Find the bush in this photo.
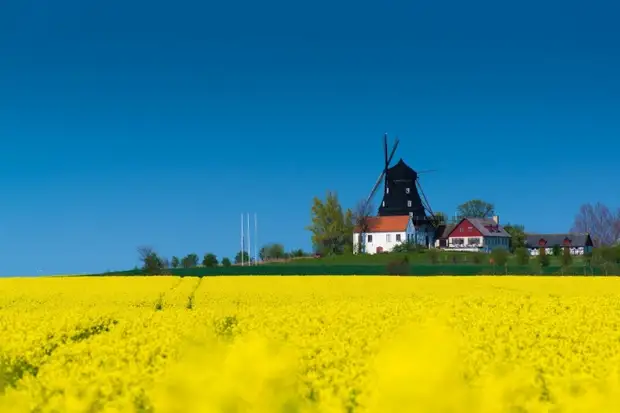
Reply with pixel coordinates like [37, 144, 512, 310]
[470, 252, 485, 264]
[221, 258, 232, 267]
[427, 248, 440, 264]
[490, 248, 509, 267]
[552, 245, 561, 257]
[515, 247, 530, 265]
[561, 247, 573, 269]
[538, 248, 550, 268]
[386, 256, 410, 275]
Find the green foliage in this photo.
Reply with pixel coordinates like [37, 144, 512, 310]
[515, 247, 530, 265]
[221, 257, 232, 267]
[181, 253, 199, 269]
[306, 191, 353, 256]
[457, 199, 495, 218]
[386, 256, 410, 275]
[391, 241, 425, 253]
[503, 224, 526, 252]
[538, 248, 550, 268]
[259, 243, 286, 261]
[427, 248, 440, 264]
[289, 248, 306, 258]
[234, 250, 250, 264]
[561, 247, 573, 268]
[552, 245, 562, 257]
[202, 253, 218, 267]
[490, 247, 509, 266]
[170, 256, 180, 268]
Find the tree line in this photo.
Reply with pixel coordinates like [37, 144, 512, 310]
[137, 243, 311, 274]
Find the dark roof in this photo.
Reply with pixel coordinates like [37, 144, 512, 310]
[525, 233, 591, 247]
[435, 224, 455, 239]
[386, 159, 418, 181]
[447, 217, 511, 238]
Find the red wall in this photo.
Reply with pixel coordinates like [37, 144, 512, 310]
[447, 219, 483, 237]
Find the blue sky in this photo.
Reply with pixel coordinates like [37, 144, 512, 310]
[0, 0, 618, 275]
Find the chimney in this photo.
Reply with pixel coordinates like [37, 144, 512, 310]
[492, 215, 499, 224]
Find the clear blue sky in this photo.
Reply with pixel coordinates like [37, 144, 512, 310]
[1, 0, 618, 276]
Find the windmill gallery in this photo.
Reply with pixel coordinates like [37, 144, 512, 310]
[352, 134, 514, 255]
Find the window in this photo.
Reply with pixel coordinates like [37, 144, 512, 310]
[382, 201, 385, 207]
[460, 227, 464, 232]
[468, 226, 473, 230]
[405, 187, 410, 194]
[367, 234, 373, 243]
[409, 212, 413, 217]
[386, 234, 391, 242]
[396, 234, 401, 242]
[386, 187, 389, 194]
[407, 200, 412, 207]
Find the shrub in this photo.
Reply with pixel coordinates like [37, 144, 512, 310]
[221, 258, 232, 267]
[552, 245, 561, 257]
[427, 249, 440, 264]
[386, 256, 410, 276]
[515, 247, 530, 265]
[491, 248, 509, 267]
[538, 248, 550, 268]
[470, 253, 485, 264]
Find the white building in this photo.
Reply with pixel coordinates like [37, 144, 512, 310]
[524, 233, 593, 256]
[353, 215, 425, 254]
[440, 216, 511, 252]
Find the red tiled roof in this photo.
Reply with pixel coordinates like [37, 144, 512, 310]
[354, 215, 410, 233]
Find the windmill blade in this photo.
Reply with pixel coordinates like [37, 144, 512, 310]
[386, 138, 399, 165]
[416, 178, 435, 220]
[366, 171, 385, 204]
[383, 133, 388, 168]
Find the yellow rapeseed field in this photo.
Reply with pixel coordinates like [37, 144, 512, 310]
[2, 276, 620, 412]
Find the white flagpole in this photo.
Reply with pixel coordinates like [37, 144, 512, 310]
[247, 213, 251, 265]
[254, 213, 258, 263]
[241, 213, 244, 266]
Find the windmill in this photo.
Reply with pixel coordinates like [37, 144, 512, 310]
[365, 133, 438, 227]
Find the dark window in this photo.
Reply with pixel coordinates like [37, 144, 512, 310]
[367, 234, 373, 243]
[396, 234, 402, 242]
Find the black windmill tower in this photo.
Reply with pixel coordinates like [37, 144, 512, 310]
[366, 134, 438, 227]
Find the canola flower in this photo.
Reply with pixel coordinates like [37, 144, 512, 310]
[2, 276, 620, 412]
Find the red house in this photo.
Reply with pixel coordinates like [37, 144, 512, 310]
[445, 216, 511, 252]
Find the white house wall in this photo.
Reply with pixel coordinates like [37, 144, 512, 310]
[528, 246, 589, 256]
[353, 231, 407, 254]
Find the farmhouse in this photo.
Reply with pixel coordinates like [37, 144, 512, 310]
[353, 215, 432, 254]
[524, 233, 593, 256]
[443, 216, 511, 252]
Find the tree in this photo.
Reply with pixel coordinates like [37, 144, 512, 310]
[429, 211, 447, 227]
[457, 199, 495, 218]
[552, 245, 562, 257]
[222, 257, 232, 267]
[561, 247, 573, 271]
[352, 199, 374, 254]
[289, 248, 306, 258]
[137, 246, 164, 275]
[259, 243, 286, 261]
[181, 253, 199, 268]
[515, 247, 530, 265]
[571, 202, 620, 247]
[538, 247, 550, 268]
[306, 191, 354, 255]
[202, 253, 218, 267]
[170, 256, 180, 268]
[235, 250, 250, 264]
[503, 224, 526, 252]
[490, 247, 509, 268]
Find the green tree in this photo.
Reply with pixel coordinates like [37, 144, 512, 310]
[289, 248, 306, 258]
[137, 246, 164, 275]
[306, 191, 353, 255]
[429, 211, 447, 227]
[221, 257, 232, 267]
[181, 253, 199, 268]
[235, 250, 250, 264]
[259, 243, 286, 261]
[515, 247, 530, 265]
[457, 199, 495, 218]
[538, 247, 550, 268]
[503, 224, 526, 252]
[491, 247, 509, 266]
[552, 245, 562, 257]
[170, 256, 180, 268]
[561, 247, 573, 271]
[202, 253, 218, 267]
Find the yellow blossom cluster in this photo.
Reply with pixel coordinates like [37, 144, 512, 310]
[2, 275, 620, 412]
